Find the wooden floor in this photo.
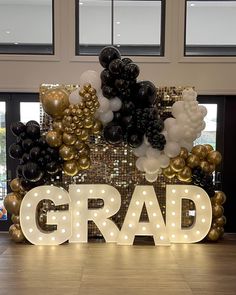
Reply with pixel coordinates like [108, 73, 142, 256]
[0, 234, 236, 295]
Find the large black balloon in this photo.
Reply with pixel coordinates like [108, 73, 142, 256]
[102, 85, 116, 99]
[100, 69, 115, 86]
[22, 162, 44, 182]
[135, 81, 157, 107]
[38, 136, 48, 149]
[10, 122, 25, 137]
[26, 124, 40, 139]
[99, 46, 121, 69]
[22, 138, 34, 152]
[9, 143, 23, 159]
[109, 59, 124, 75]
[29, 147, 41, 161]
[26, 120, 40, 127]
[103, 123, 123, 144]
[122, 57, 133, 65]
[122, 63, 140, 80]
[127, 129, 144, 148]
[18, 132, 28, 140]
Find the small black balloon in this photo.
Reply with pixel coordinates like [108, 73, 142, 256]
[19, 132, 28, 140]
[103, 123, 124, 144]
[38, 157, 47, 167]
[21, 153, 31, 164]
[29, 147, 41, 161]
[123, 63, 140, 80]
[122, 57, 133, 65]
[122, 100, 136, 115]
[9, 143, 23, 159]
[120, 115, 134, 130]
[99, 46, 121, 69]
[46, 147, 59, 160]
[44, 154, 52, 162]
[100, 69, 115, 86]
[109, 59, 124, 75]
[135, 81, 157, 107]
[38, 136, 48, 149]
[22, 162, 44, 182]
[127, 130, 144, 148]
[26, 124, 40, 140]
[113, 111, 122, 122]
[102, 85, 116, 99]
[16, 165, 23, 177]
[22, 138, 34, 152]
[114, 79, 129, 91]
[26, 120, 40, 127]
[46, 161, 60, 175]
[10, 122, 25, 137]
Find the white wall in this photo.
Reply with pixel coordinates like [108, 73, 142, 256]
[0, 0, 236, 95]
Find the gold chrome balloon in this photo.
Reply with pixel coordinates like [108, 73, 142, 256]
[76, 109, 84, 117]
[170, 157, 185, 172]
[78, 156, 91, 170]
[177, 166, 192, 182]
[42, 88, 69, 118]
[10, 178, 21, 192]
[208, 163, 216, 173]
[9, 224, 25, 243]
[207, 150, 222, 165]
[4, 192, 21, 215]
[214, 215, 226, 227]
[59, 145, 76, 161]
[162, 166, 176, 179]
[212, 191, 226, 205]
[83, 83, 91, 91]
[52, 120, 64, 132]
[84, 93, 92, 101]
[46, 130, 62, 148]
[199, 160, 210, 173]
[74, 140, 85, 151]
[79, 89, 86, 97]
[62, 132, 77, 145]
[78, 129, 89, 141]
[191, 145, 208, 160]
[207, 228, 220, 241]
[11, 214, 20, 224]
[78, 144, 90, 156]
[91, 120, 103, 135]
[88, 87, 96, 96]
[179, 147, 189, 160]
[84, 117, 94, 129]
[186, 154, 200, 169]
[204, 144, 214, 154]
[63, 160, 79, 176]
[212, 205, 224, 218]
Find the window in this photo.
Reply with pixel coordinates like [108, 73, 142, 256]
[0, 0, 54, 55]
[185, 1, 236, 56]
[76, 0, 165, 56]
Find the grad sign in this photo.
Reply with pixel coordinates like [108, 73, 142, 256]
[19, 184, 212, 246]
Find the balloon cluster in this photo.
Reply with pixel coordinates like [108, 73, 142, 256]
[42, 85, 103, 176]
[207, 191, 226, 241]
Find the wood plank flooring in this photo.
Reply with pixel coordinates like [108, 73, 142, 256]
[0, 233, 236, 295]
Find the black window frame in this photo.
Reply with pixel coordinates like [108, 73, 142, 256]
[184, 0, 236, 57]
[75, 0, 166, 56]
[0, 0, 55, 55]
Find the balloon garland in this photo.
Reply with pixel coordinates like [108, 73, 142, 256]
[4, 46, 226, 243]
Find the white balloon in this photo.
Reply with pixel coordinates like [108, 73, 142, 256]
[179, 140, 193, 152]
[79, 70, 101, 91]
[109, 97, 122, 112]
[146, 147, 161, 158]
[133, 141, 148, 157]
[143, 157, 160, 174]
[69, 90, 81, 105]
[168, 125, 184, 142]
[200, 121, 206, 131]
[135, 157, 146, 172]
[159, 154, 170, 168]
[164, 142, 181, 158]
[144, 135, 151, 146]
[172, 101, 184, 118]
[99, 110, 114, 124]
[183, 88, 197, 101]
[164, 117, 176, 131]
[97, 95, 110, 113]
[176, 113, 188, 124]
[199, 105, 208, 117]
[145, 172, 158, 183]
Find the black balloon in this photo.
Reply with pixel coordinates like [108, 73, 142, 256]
[22, 138, 34, 152]
[122, 63, 140, 80]
[20, 179, 34, 191]
[38, 136, 48, 148]
[118, 88, 132, 100]
[127, 129, 143, 148]
[122, 101, 136, 115]
[22, 162, 44, 182]
[135, 81, 157, 107]
[10, 122, 25, 137]
[46, 147, 59, 160]
[114, 79, 129, 92]
[18, 132, 28, 140]
[102, 85, 116, 99]
[120, 115, 134, 130]
[21, 153, 31, 164]
[9, 143, 23, 159]
[113, 111, 122, 122]
[26, 124, 40, 139]
[103, 123, 123, 144]
[99, 46, 121, 69]
[46, 161, 60, 175]
[26, 120, 40, 127]
[29, 147, 41, 161]
[109, 59, 124, 75]
[16, 165, 23, 177]
[100, 69, 115, 86]
[38, 157, 47, 167]
[122, 57, 133, 65]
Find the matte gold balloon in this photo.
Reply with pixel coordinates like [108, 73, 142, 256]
[177, 166, 192, 182]
[191, 145, 208, 160]
[199, 160, 210, 173]
[212, 191, 226, 205]
[179, 147, 189, 160]
[10, 178, 21, 192]
[212, 204, 224, 218]
[78, 129, 89, 141]
[204, 144, 214, 153]
[207, 228, 220, 241]
[46, 130, 62, 148]
[207, 150, 222, 165]
[91, 120, 103, 135]
[62, 132, 77, 145]
[214, 215, 226, 227]
[84, 117, 94, 129]
[9, 224, 25, 243]
[170, 157, 185, 172]
[4, 192, 21, 215]
[52, 119, 64, 132]
[63, 160, 79, 176]
[186, 154, 200, 169]
[42, 88, 69, 118]
[162, 166, 176, 179]
[78, 156, 91, 170]
[59, 145, 76, 161]
[11, 214, 20, 224]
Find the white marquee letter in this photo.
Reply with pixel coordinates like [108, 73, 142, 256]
[118, 186, 170, 245]
[20, 185, 72, 245]
[166, 185, 212, 243]
[69, 184, 121, 243]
